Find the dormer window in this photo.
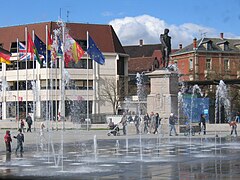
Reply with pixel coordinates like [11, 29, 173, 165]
[234, 42, 240, 50]
[202, 40, 212, 50]
[216, 40, 229, 51]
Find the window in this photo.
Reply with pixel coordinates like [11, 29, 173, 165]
[206, 42, 212, 50]
[224, 59, 230, 70]
[10, 42, 18, 53]
[76, 80, 93, 90]
[206, 58, 212, 70]
[189, 58, 193, 70]
[224, 43, 229, 51]
[67, 59, 93, 69]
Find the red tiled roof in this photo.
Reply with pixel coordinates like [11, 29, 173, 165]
[0, 22, 125, 54]
[124, 44, 162, 58]
[128, 57, 155, 74]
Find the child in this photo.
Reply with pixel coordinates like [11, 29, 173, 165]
[4, 130, 12, 152]
[14, 129, 24, 153]
[229, 119, 237, 136]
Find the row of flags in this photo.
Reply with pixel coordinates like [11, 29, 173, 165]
[0, 32, 105, 66]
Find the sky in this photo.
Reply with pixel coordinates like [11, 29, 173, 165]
[1, 0, 240, 48]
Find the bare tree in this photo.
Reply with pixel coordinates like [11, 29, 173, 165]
[99, 77, 122, 115]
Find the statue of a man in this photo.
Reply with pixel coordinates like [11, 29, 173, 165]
[160, 28, 171, 68]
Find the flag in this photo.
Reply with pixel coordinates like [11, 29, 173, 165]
[57, 35, 63, 57]
[87, 35, 105, 65]
[47, 30, 53, 51]
[47, 30, 54, 62]
[18, 42, 33, 61]
[34, 35, 46, 64]
[64, 33, 84, 65]
[27, 33, 41, 64]
[0, 51, 11, 65]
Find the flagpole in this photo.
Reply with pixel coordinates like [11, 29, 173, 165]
[54, 31, 58, 130]
[48, 28, 54, 130]
[46, 24, 51, 163]
[17, 38, 20, 129]
[45, 25, 49, 130]
[32, 30, 36, 131]
[86, 31, 89, 131]
[25, 27, 28, 120]
[93, 58, 96, 115]
[61, 21, 65, 171]
[55, 55, 58, 130]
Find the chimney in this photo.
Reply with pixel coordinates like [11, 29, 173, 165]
[139, 39, 143, 46]
[193, 38, 197, 49]
[179, 44, 182, 49]
[220, 32, 224, 39]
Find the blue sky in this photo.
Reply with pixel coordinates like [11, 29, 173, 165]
[1, 0, 240, 48]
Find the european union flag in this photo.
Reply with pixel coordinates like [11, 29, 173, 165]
[34, 35, 46, 63]
[87, 35, 105, 65]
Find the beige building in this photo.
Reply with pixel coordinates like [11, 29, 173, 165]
[0, 22, 129, 122]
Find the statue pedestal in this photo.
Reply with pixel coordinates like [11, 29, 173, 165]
[147, 69, 178, 122]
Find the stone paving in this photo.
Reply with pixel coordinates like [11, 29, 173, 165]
[0, 120, 239, 179]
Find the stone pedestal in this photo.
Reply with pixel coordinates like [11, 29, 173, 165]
[147, 70, 178, 122]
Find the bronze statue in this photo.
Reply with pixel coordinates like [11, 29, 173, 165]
[160, 28, 171, 68]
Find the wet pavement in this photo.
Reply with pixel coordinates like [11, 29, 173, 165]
[0, 129, 240, 179]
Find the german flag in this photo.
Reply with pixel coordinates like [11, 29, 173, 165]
[0, 48, 11, 65]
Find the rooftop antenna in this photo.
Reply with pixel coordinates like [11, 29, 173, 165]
[60, 8, 62, 19]
[201, 32, 207, 38]
[197, 31, 207, 49]
[67, 10, 70, 22]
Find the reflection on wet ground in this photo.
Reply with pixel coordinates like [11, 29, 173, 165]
[0, 136, 240, 179]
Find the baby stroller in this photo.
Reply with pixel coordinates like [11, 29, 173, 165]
[107, 124, 120, 136]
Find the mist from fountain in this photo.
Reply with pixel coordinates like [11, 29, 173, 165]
[214, 80, 231, 148]
[215, 80, 231, 124]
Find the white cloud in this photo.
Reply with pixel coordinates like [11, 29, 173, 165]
[109, 14, 234, 48]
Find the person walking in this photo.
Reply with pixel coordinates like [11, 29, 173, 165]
[153, 113, 161, 134]
[4, 130, 12, 152]
[149, 112, 155, 134]
[120, 113, 127, 135]
[169, 113, 178, 136]
[143, 113, 150, 134]
[133, 114, 140, 134]
[26, 113, 33, 132]
[14, 129, 25, 153]
[235, 112, 240, 123]
[229, 119, 237, 136]
[199, 114, 206, 135]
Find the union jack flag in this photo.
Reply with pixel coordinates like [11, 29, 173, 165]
[18, 42, 31, 61]
[18, 42, 44, 61]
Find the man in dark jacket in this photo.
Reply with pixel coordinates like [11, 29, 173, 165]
[26, 114, 32, 132]
[169, 113, 178, 136]
[134, 114, 140, 134]
[14, 129, 24, 153]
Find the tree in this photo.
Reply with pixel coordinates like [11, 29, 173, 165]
[99, 77, 123, 115]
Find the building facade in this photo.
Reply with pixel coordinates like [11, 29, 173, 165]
[0, 22, 129, 122]
[171, 33, 240, 82]
[171, 33, 240, 122]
